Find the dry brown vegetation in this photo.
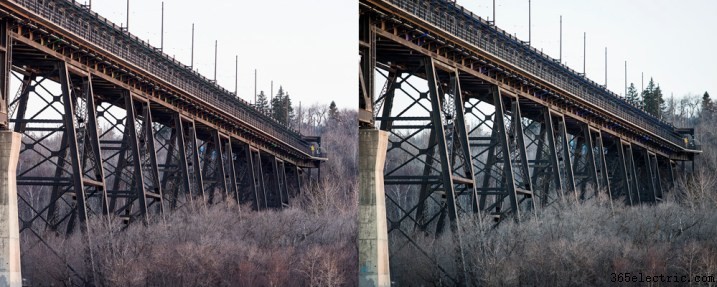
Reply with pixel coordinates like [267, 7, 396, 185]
[22, 196, 357, 287]
[20, 108, 359, 286]
[389, 174, 717, 286]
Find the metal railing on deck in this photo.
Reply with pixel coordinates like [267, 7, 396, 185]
[10, 0, 314, 155]
[384, 0, 688, 149]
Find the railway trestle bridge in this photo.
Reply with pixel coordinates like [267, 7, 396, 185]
[0, 0, 325, 285]
[358, 0, 701, 285]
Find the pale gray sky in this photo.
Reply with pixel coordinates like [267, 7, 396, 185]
[456, 0, 717, 99]
[88, 0, 357, 108]
[86, 0, 715, 110]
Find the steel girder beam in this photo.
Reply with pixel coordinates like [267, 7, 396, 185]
[172, 113, 194, 208]
[648, 152, 664, 201]
[186, 120, 205, 202]
[247, 147, 267, 210]
[603, 136, 630, 205]
[624, 143, 641, 205]
[656, 155, 675, 192]
[359, 10, 376, 126]
[591, 129, 613, 204]
[632, 147, 656, 203]
[222, 135, 240, 203]
[199, 129, 229, 204]
[261, 152, 284, 209]
[285, 163, 302, 198]
[0, 18, 9, 128]
[552, 113, 578, 200]
[276, 159, 290, 207]
[567, 122, 601, 199]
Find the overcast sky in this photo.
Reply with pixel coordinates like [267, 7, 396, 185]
[456, 0, 717, 99]
[88, 0, 357, 109]
[85, 0, 715, 110]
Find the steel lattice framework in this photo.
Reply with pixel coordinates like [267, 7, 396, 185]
[360, 0, 697, 284]
[0, 0, 322, 285]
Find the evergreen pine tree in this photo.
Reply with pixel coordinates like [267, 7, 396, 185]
[328, 101, 339, 122]
[654, 85, 665, 118]
[255, 91, 270, 114]
[270, 86, 294, 126]
[642, 78, 662, 116]
[271, 86, 285, 120]
[702, 91, 713, 118]
[626, 83, 640, 106]
[283, 92, 295, 126]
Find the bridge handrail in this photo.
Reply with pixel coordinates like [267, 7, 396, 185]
[10, 0, 314, 156]
[381, 0, 687, 149]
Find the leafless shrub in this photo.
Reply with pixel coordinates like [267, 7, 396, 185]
[390, 188, 717, 286]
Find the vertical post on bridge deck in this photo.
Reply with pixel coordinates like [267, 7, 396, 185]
[559, 15, 562, 62]
[160, 2, 164, 51]
[191, 23, 195, 68]
[125, 0, 130, 30]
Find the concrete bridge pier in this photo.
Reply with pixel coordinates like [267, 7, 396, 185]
[0, 131, 21, 287]
[358, 129, 390, 287]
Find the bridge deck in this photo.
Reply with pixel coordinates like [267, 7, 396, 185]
[1, 0, 322, 166]
[363, 0, 699, 159]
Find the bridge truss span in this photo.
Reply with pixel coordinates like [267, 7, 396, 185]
[360, 0, 697, 284]
[0, 0, 323, 284]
